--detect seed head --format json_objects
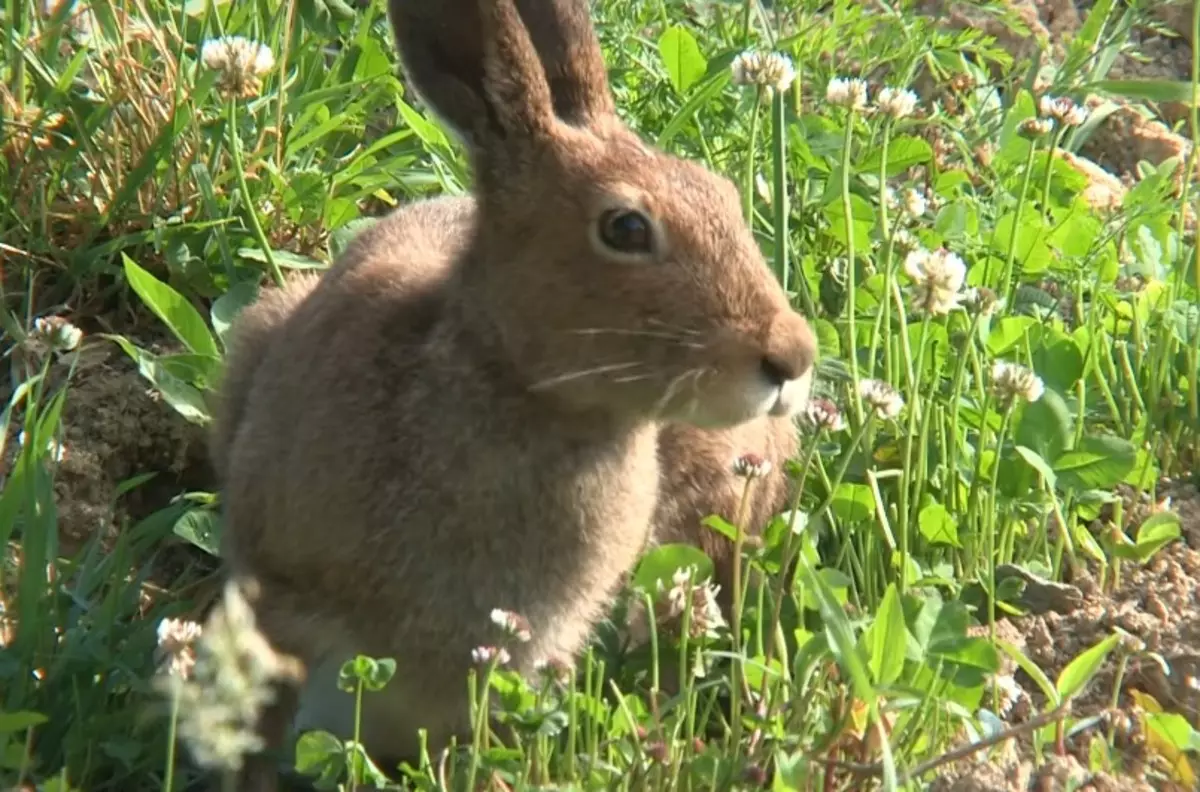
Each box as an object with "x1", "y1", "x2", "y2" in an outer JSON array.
[
  {"x1": 1038, "y1": 95, "x2": 1088, "y2": 128},
  {"x1": 875, "y1": 86, "x2": 918, "y2": 120},
  {"x1": 858, "y1": 379, "x2": 904, "y2": 420},
  {"x1": 990, "y1": 361, "x2": 1044, "y2": 406},
  {"x1": 826, "y1": 76, "x2": 869, "y2": 111},
  {"x1": 533, "y1": 655, "x2": 573, "y2": 687},
  {"x1": 904, "y1": 247, "x2": 967, "y2": 316},
  {"x1": 730, "y1": 51, "x2": 796, "y2": 94},
  {"x1": 200, "y1": 36, "x2": 275, "y2": 100},
  {"x1": 801, "y1": 398, "x2": 845, "y2": 433},
  {"x1": 489, "y1": 608, "x2": 532, "y2": 643},
  {"x1": 733, "y1": 453, "x2": 772, "y2": 479},
  {"x1": 1018, "y1": 117, "x2": 1053, "y2": 140}
]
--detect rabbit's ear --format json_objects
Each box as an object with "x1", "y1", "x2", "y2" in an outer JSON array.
[
  {"x1": 519, "y1": 0, "x2": 615, "y2": 125},
  {"x1": 388, "y1": 0, "x2": 555, "y2": 148}
]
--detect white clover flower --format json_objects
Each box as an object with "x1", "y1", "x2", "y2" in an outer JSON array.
[
  {"x1": 990, "y1": 361, "x2": 1044, "y2": 406},
  {"x1": 1038, "y1": 95, "x2": 1088, "y2": 128},
  {"x1": 32, "y1": 315, "x2": 82, "y2": 352},
  {"x1": 654, "y1": 566, "x2": 726, "y2": 640},
  {"x1": 826, "y1": 76, "x2": 868, "y2": 111},
  {"x1": 730, "y1": 51, "x2": 796, "y2": 93},
  {"x1": 156, "y1": 617, "x2": 203, "y2": 679},
  {"x1": 533, "y1": 656, "x2": 572, "y2": 686},
  {"x1": 902, "y1": 187, "x2": 928, "y2": 218},
  {"x1": 471, "y1": 645, "x2": 511, "y2": 666},
  {"x1": 858, "y1": 379, "x2": 904, "y2": 420},
  {"x1": 992, "y1": 673, "x2": 1026, "y2": 718},
  {"x1": 489, "y1": 608, "x2": 532, "y2": 643},
  {"x1": 200, "y1": 36, "x2": 275, "y2": 99},
  {"x1": 890, "y1": 227, "x2": 919, "y2": 254},
  {"x1": 801, "y1": 398, "x2": 845, "y2": 433},
  {"x1": 732, "y1": 453, "x2": 772, "y2": 479},
  {"x1": 1018, "y1": 117, "x2": 1053, "y2": 140},
  {"x1": 904, "y1": 247, "x2": 967, "y2": 316},
  {"x1": 964, "y1": 286, "x2": 1002, "y2": 317},
  {"x1": 875, "y1": 86, "x2": 918, "y2": 120}
]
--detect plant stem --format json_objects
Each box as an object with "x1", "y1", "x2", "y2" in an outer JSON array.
[
  {"x1": 998, "y1": 137, "x2": 1038, "y2": 303},
  {"x1": 840, "y1": 111, "x2": 863, "y2": 423},
  {"x1": 227, "y1": 98, "x2": 284, "y2": 287},
  {"x1": 744, "y1": 87, "x2": 763, "y2": 226}
]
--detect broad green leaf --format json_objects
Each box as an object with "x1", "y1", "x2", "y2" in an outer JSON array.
[
  {"x1": 173, "y1": 508, "x2": 222, "y2": 557},
  {"x1": 829, "y1": 482, "x2": 874, "y2": 523},
  {"x1": 657, "y1": 26, "x2": 707, "y2": 95},
  {"x1": 867, "y1": 584, "x2": 908, "y2": 685},
  {"x1": 293, "y1": 729, "x2": 343, "y2": 778},
  {"x1": 107, "y1": 336, "x2": 212, "y2": 424},
  {"x1": 985, "y1": 316, "x2": 1040, "y2": 356},
  {"x1": 1056, "y1": 633, "x2": 1120, "y2": 700},
  {"x1": 859, "y1": 135, "x2": 933, "y2": 176},
  {"x1": 1014, "y1": 445, "x2": 1057, "y2": 489},
  {"x1": 997, "y1": 639, "x2": 1058, "y2": 706},
  {"x1": 211, "y1": 280, "x2": 261, "y2": 350},
  {"x1": 1053, "y1": 435, "x2": 1137, "y2": 491},
  {"x1": 1014, "y1": 387, "x2": 1073, "y2": 464},
  {"x1": 122, "y1": 254, "x2": 218, "y2": 358},
  {"x1": 631, "y1": 543, "x2": 714, "y2": 594},
  {"x1": 1133, "y1": 512, "x2": 1182, "y2": 562},
  {"x1": 991, "y1": 211, "x2": 1051, "y2": 275},
  {"x1": 918, "y1": 502, "x2": 960, "y2": 547},
  {"x1": 0, "y1": 710, "x2": 48, "y2": 734},
  {"x1": 1096, "y1": 79, "x2": 1197, "y2": 104}
]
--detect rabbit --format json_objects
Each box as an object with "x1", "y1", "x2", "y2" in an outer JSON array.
[{"x1": 210, "y1": 0, "x2": 818, "y2": 785}]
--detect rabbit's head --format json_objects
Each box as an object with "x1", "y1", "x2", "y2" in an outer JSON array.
[{"x1": 389, "y1": 0, "x2": 817, "y2": 428}]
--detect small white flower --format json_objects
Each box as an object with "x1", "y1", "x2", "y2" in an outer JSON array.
[
  {"x1": 875, "y1": 86, "x2": 918, "y2": 120},
  {"x1": 890, "y1": 227, "x2": 919, "y2": 253},
  {"x1": 992, "y1": 674, "x2": 1026, "y2": 718},
  {"x1": 858, "y1": 379, "x2": 904, "y2": 420},
  {"x1": 904, "y1": 247, "x2": 967, "y2": 316},
  {"x1": 200, "y1": 36, "x2": 275, "y2": 99},
  {"x1": 826, "y1": 76, "x2": 868, "y2": 111},
  {"x1": 33, "y1": 316, "x2": 82, "y2": 352},
  {"x1": 489, "y1": 608, "x2": 532, "y2": 643},
  {"x1": 1038, "y1": 95, "x2": 1088, "y2": 128},
  {"x1": 990, "y1": 361, "x2": 1044, "y2": 406},
  {"x1": 1018, "y1": 117, "x2": 1053, "y2": 139},
  {"x1": 801, "y1": 398, "x2": 845, "y2": 433},
  {"x1": 730, "y1": 51, "x2": 796, "y2": 93},
  {"x1": 902, "y1": 187, "x2": 928, "y2": 218},
  {"x1": 533, "y1": 656, "x2": 572, "y2": 686},
  {"x1": 732, "y1": 453, "x2": 772, "y2": 479},
  {"x1": 156, "y1": 618, "x2": 203, "y2": 679},
  {"x1": 471, "y1": 645, "x2": 511, "y2": 666},
  {"x1": 655, "y1": 567, "x2": 726, "y2": 640}
]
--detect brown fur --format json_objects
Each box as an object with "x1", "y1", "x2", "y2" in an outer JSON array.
[{"x1": 211, "y1": 0, "x2": 816, "y2": 787}]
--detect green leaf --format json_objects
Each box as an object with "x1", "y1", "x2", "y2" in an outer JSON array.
[
  {"x1": 210, "y1": 280, "x2": 261, "y2": 351},
  {"x1": 631, "y1": 543, "x2": 715, "y2": 595},
  {"x1": 107, "y1": 335, "x2": 212, "y2": 424},
  {"x1": 1096, "y1": 79, "x2": 1197, "y2": 104},
  {"x1": 0, "y1": 710, "x2": 48, "y2": 734},
  {"x1": 293, "y1": 730, "x2": 344, "y2": 779},
  {"x1": 829, "y1": 482, "x2": 874, "y2": 523},
  {"x1": 173, "y1": 508, "x2": 222, "y2": 557},
  {"x1": 122, "y1": 254, "x2": 219, "y2": 358},
  {"x1": 1056, "y1": 632, "x2": 1120, "y2": 700},
  {"x1": 866, "y1": 584, "x2": 908, "y2": 685},
  {"x1": 1133, "y1": 512, "x2": 1182, "y2": 562},
  {"x1": 985, "y1": 316, "x2": 1040, "y2": 357},
  {"x1": 918, "y1": 502, "x2": 960, "y2": 547},
  {"x1": 1053, "y1": 435, "x2": 1137, "y2": 491},
  {"x1": 859, "y1": 135, "x2": 933, "y2": 176},
  {"x1": 997, "y1": 639, "x2": 1059, "y2": 706},
  {"x1": 1014, "y1": 446, "x2": 1057, "y2": 489},
  {"x1": 1014, "y1": 387, "x2": 1073, "y2": 464},
  {"x1": 990, "y1": 212, "x2": 1051, "y2": 276},
  {"x1": 657, "y1": 26, "x2": 707, "y2": 95}
]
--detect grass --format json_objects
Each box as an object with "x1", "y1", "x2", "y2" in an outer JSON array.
[{"x1": 2, "y1": 0, "x2": 1200, "y2": 789}]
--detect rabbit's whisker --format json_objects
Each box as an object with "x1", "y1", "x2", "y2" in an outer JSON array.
[
  {"x1": 568, "y1": 328, "x2": 704, "y2": 347},
  {"x1": 528, "y1": 362, "x2": 646, "y2": 391},
  {"x1": 644, "y1": 319, "x2": 703, "y2": 337},
  {"x1": 654, "y1": 367, "x2": 702, "y2": 415}
]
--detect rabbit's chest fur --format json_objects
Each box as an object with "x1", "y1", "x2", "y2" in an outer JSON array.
[{"x1": 229, "y1": 246, "x2": 658, "y2": 749}]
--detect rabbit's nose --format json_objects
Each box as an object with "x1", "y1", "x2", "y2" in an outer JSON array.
[{"x1": 761, "y1": 313, "x2": 817, "y2": 386}]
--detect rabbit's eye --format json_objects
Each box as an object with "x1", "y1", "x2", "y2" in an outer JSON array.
[{"x1": 598, "y1": 209, "x2": 654, "y2": 255}]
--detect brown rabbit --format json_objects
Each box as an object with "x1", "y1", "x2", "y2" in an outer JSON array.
[{"x1": 211, "y1": 0, "x2": 817, "y2": 785}]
